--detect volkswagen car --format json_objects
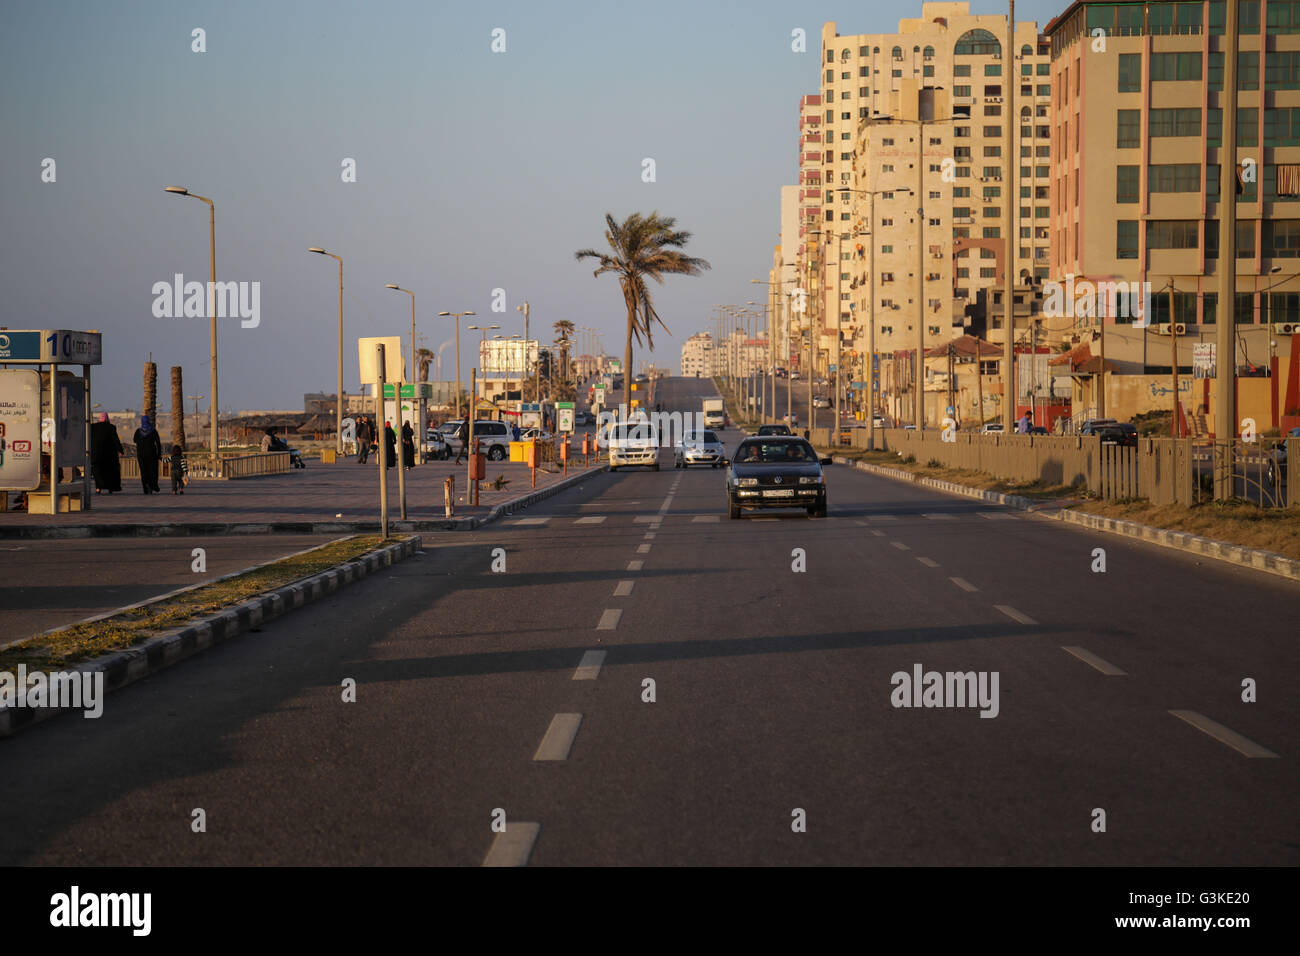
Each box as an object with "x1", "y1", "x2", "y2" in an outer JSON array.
[{"x1": 726, "y1": 436, "x2": 830, "y2": 519}]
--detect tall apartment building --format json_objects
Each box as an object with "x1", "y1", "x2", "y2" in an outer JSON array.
[
  {"x1": 1046, "y1": 0, "x2": 1300, "y2": 427},
  {"x1": 681, "y1": 332, "x2": 715, "y2": 377},
  {"x1": 811, "y1": 4, "x2": 1048, "y2": 423}
]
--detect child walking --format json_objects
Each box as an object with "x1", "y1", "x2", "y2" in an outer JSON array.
[{"x1": 169, "y1": 445, "x2": 189, "y2": 495}]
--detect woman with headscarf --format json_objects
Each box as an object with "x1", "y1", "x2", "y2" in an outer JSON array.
[
  {"x1": 401, "y1": 420, "x2": 416, "y2": 469},
  {"x1": 133, "y1": 415, "x2": 163, "y2": 494},
  {"x1": 89, "y1": 412, "x2": 124, "y2": 494},
  {"x1": 384, "y1": 420, "x2": 398, "y2": 469}
]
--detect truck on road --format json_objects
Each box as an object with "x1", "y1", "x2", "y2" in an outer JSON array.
[{"x1": 703, "y1": 398, "x2": 725, "y2": 429}]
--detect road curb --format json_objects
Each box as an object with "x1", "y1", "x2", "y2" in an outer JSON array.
[
  {"x1": 836, "y1": 455, "x2": 1300, "y2": 584},
  {"x1": 0, "y1": 467, "x2": 608, "y2": 538},
  {"x1": 0, "y1": 536, "x2": 420, "y2": 738}
]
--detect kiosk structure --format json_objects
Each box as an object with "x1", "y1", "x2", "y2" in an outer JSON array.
[{"x1": 0, "y1": 330, "x2": 102, "y2": 515}]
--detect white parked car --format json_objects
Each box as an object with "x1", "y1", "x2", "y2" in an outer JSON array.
[
  {"x1": 981, "y1": 423, "x2": 1004, "y2": 434},
  {"x1": 812, "y1": 397, "x2": 830, "y2": 409}
]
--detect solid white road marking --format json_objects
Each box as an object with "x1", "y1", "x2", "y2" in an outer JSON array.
[
  {"x1": 627, "y1": 560, "x2": 643, "y2": 571},
  {"x1": 533, "y1": 713, "x2": 583, "y2": 761},
  {"x1": 573, "y1": 650, "x2": 607, "y2": 680},
  {"x1": 1061, "y1": 646, "x2": 1128, "y2": 676},
  {"x1": 637, "y1": 543, "x2": 652, "y2": 553},
  {"x1": 870, "y1": 530, "x2": 886, "y2": 537},
  {"x1": 995, "y1": 605, "x2": 1038, "y2": 625},
  {"x1": 950, "y1": 577, "x2": 978, "y2": 592},
  {"x1": 597, "y1": 609, "x2": 622, "y2": 629},
  {"x1": 1169, "y1": 710, "x2": 1278, "y2": 758},
  {"x1": 575, "y1": 516, "x2": 606, "y2": 524},
  {"x1": 890, "y1": 541, "x2": 910, "y2": 551},
  {"x1": 916, "y1": 556, "x2": 940, "y2": 567},
  {"x1": 613, "y1": 580, "x2": 634, "y2": 596},
  {"x1": 482, "y1": 823, "x2": 541, "y2": 867}
]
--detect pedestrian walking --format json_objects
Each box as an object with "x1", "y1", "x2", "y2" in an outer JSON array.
[
  {"x1": 89, "y1": 412, "x2": 123, "y2": 494},
  {"x1": 454, "y1": 418, "x2": 470, "y2": 464},
  {"x1": 1017, "y1": 411, "x2": 1032, "y2": 434},
  {"x1": 384, "y1": 420, "x2": 398, "y2": 469},
  {"x1": 356, "y1": 416, "x2": 371, "y2": 463},
  {"x1": 401, "y1": 420, "x2": 416, "y2": 469},
  {"x1": 133, "y1": 415, "x2": 163, "y2": 494},
  {"x1": 168, "y1": 444, "x2": 188, "y2": 495}
]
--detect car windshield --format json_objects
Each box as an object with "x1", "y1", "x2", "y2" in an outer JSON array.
[
  {"x1": 735, "y1": 441, "x2": 815, "y2": 463},
  {"x1": 683, "y1": 431, "x2": 719, "y2": 444},
  {"x1": 608, "y1": 424, "x2": 658, "y2": 442}
]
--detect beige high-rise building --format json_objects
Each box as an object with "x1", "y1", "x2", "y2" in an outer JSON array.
[
  {"x1": 811, "y1": 5, "x2": 1049, "y2": 424},
  {"x1": 1045, "y1": 0, "x2": 1300, "y2": 429}
]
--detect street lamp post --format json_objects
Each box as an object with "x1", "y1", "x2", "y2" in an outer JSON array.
[
  {"x1": 385, "y1": 284, "x2": 417, "y2": 467},
  {"x1": 439, "y1": 311, "x2": 476, "y2": 422},
  {"x1": 163, "y1": 186, "x2": 218, "y2": 458},
  {"x1": 308, "y1": 248, "x2": 344, "y2": 454},
  {"x1": 466, "y1": 324, "x2": 501, "y2": 407}
]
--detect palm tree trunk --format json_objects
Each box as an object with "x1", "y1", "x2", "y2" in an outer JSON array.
[
  {"x1": 625, "y1": 311, "x2": 634, "y2": 417},
  {"x1": 171, "y1": 366, "x2": 186, "y2": 450},
  {"x1": 143, "y1": 357, "x2": 157, "y2": 423}
]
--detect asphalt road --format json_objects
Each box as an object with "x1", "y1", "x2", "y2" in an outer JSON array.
[
  {"x1": 1, "y1": 376, "x2": 1295, "y2": 865},
  {"x1": 0, "y1": 535, "x2": 347, "y2": 646}
]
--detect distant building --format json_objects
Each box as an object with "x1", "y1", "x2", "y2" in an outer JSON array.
[{"x1": 681, "y1": 332, "x2": 715, "y2": 377}]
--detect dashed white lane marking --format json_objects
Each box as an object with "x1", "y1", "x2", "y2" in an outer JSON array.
[
  {"x1": 597, "y1": 609, "x2": 622, "y2": 630},
  {"x1": 613, "y1": 580, "x2": 634, "y2": 596},
  {"x1": 995, "y1": 604, "x2": 1038, "y2": 625},
  {"x1": 482, "y1": 823, "x2": 541, "y2": 867},
  {"x1": 509, "y1": 517, "x2": 550, "y2": 526},
  {"x1": 922, "y1": 513, "x2": 956, "y2": 520},
  {"x1": 692, "y1": 515, "x2": 719, "y2": 523},
  {"x1": 643, "y1": 532, "x2": 656, "y2": 539},
  {"x1": 533, "y1": 713, "x2": 583, "y2": 761},
  {"x1": 870, "y1": 530, "x2": 886, "y2": 537},
  {"x1": 627, "y1": 560, "x2": 643, "y2": 571},
  {"x1": 574, "y1": 515, "x2": 607, "y2": 524},
  {"x1": 636, "y1": 543, "x2": 652, "y2": 553},
  {"x1": 890, "y1": 541, "x2": 910, "y2": 551},
  {"x1": 916, "y1": 556, "x2": 940, "y2": 568},
  {"x1": 950, "y1": 577, "x2": 978, "y2": 592},
  {"x1": 634, "y1": 516, "x2": 659, "y2": 523},
  {"x1": 979, "y1": 512, "x2": 1017, "y2": 520},
  {"x1": 573, "y1": 649, "x2": 607, "y2": 680},
  {"x1": 1169, "y1": 710, "x2": 1278, "y2": 758},
  {"x1": 1061, "y1": 646, "x2": 1127, "y2": 676}
]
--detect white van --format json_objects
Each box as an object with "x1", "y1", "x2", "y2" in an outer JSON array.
[{"x1": 604, "y1": 420, "x2": 660, "y2": 471}]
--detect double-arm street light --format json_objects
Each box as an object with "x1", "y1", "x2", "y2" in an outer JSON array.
[
  {"x1": 438, "y1": 311, "x2": 476, "y2": 418},
  {"x1": 384, "y1": 284, "x2": 416, "y2": 384},
  {"x1": 308, "y1": 248, "x2": 344, "y2": 453},
  {"x1": 466, "y1": 324, "x2": 500, "y2": 405},
  {"x1": 163, "y1": 186, "x2": 218, "y2": 456}
]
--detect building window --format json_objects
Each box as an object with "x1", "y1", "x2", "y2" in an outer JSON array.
[
  {"x1": 955, "y1": 29, "x2": 1001, "y2": 55},
  {"x1": 1148, "y1": 163, "x2": 1201, "y2": 193},
  {"x1": 1146, "y1": 220, "x2": 1200, "y2": 249},
  {"x1": 1150, "y1": 51, "x2": 1203, "y2": 81},
  {"x1": 955, "y1": 85, "x2": 972, "y2": 97},
  {"x1": 985, "y1": 64, "x2": 1001, "y2": 76},
  {"x1": 983, "y1": 146, "x2": 1002, "y2": 157},
  {"x1": 984, "y1": 105, "x2": 1001, "y2": 116},
  {"x1": 982, "y1": 227, "x2": 1000, "y2": 239},
  {"x1": 1117, "y1": 109, "x2": 1141, "y2": 147},
  {"x1": 924, "y1": 65, "x2": 935, "y2": 77},
  {"x1": 1262, "y1": 220, "x2": 1300, "y2": 256},
  {"x1": 983, "y1": 125, "x2": 1002, "y2": 136},
  {"x1": 955, "y1": 64, "x2": 971, "y2": 77},
  {"x1": 1149, "y1": 108, "x2": 1201, "y2": 137},
  {"x1": 892, "y1": 45, "x2": 903, "y2": 59},
  {"x1": 1117, "y1": 220, "x2": 1138, "y2": 259},
  {"x1": 982, "y1": 166, "x2": 1001, "y2": 179},
  {"x1": 1117, "y1": 165, "x2": 1139, "y2": 203},
  {"x1": 1268, "y1": 0, "x2": 1300, "y2": 33},
  {"x1": 881, "y1": 245, "x2": 893, "y2": 254},
  {"x1": 980, "y1": 267, "x2": 997, "y2": 278}
]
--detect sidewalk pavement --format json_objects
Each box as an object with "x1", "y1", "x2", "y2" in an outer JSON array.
[{"x1": 0, "y1": 456, "x2": 608, "y2": 537}]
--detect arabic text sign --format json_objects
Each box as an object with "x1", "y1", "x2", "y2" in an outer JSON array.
[{"x1": 0, "y1": 369, "x2": 42, "y2": 490}]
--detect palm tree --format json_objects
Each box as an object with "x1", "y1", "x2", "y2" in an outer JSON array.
[
  {"x1": 575, "y1": 212, "x2": 709, "y2": 411},
  {"x1": 416, "y1": 347, "x2": 433, "y2": 382},
  {"x1": 553, "y1": 319, "x2": 575, "y2": 382}
]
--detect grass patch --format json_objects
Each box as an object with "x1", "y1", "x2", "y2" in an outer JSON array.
[
  {"x1": 1069, "y1": 498, "x2": 1300, "y2": 561},
  {"x1": 0, "y1": 535, "x2": 398, "y2": 672}
]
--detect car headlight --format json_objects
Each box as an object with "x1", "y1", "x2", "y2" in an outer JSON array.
[
  {"x1": 736, "y1": 478, "x2": 758, "y2": 486},
  {"x1": 799, "y1": 476, "x2": 819, "y2": 484}
]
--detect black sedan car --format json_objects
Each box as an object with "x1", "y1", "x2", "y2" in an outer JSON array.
[{"x1": 726, "y1": 436, "x2": 831, "y2": 519}]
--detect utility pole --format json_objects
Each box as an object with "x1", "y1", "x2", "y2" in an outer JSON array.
[
  {"x1": 1169, "y1": 282, "x2": 1180, "y2": 437},
  {"x1": 1002, "y1": 0, "x2": 1018, "y2": 433},
  {"x1": 1215, "y1": 0, "x2": 1239, "y2": 500}
]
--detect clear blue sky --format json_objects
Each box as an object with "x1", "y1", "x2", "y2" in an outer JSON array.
[{"x1": 0, "y1": 0, "x2": 1064, "y2": 411}]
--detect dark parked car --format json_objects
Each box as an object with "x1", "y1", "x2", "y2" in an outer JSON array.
[
  {"x1": 1077, "y1": 418, "x2": 1119, "y2": 436},
  {"x1": 1267, "y1": 426, "x2": 1300, "y2": 487},
  {"x1": 756, "y1": 423, "x2": 792, "y2": 436},
  {"x1": 1096, "y1": 423, "x2": 1138, "y2": 447},
  {"x1": 726, "y1": 436, "x2": 831, "y2": 519}
]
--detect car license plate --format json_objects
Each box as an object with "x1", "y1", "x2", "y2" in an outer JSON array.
[{"x1": 764, "y1": 489, "x2": 794, "y2": 498}]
